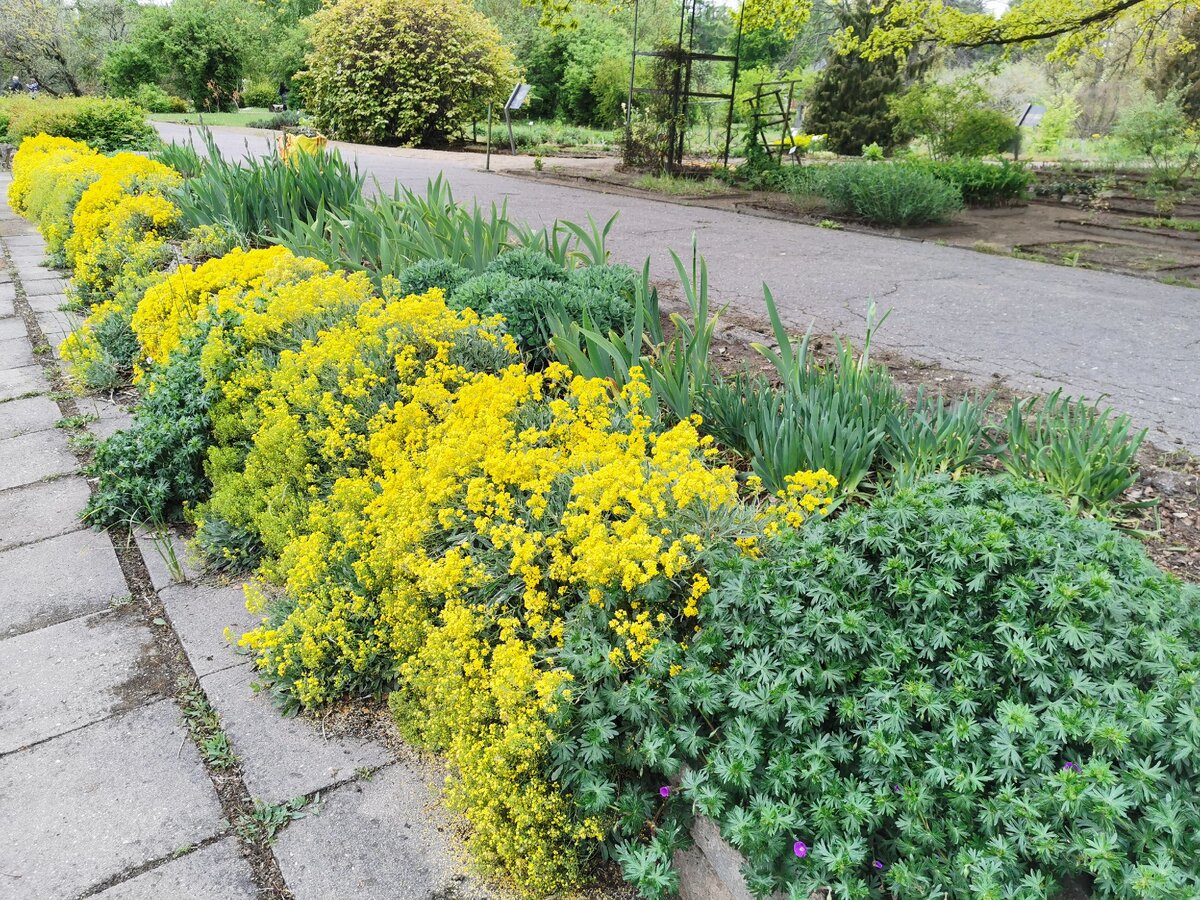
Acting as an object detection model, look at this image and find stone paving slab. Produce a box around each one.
[92,838,258,900]
[135,526,206,591]
[0,364,47,401]
[0,528,128,637]
[0,394,58,440]
[26,291,68,314]
[274,763,490,900]
[0,281,15,302]
[0,297,12,318]
[0,335,34,369]
[0,317,25,341]
[201,663,392,803]
[0,476,89,552]
[159,583,259,677]
[0,428,76,491]
[0,700,226,900]
[0,609,169,753]
[22,277,67,298]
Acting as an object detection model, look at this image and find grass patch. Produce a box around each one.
[1129,217,1200,232]
[630,174,730,196]
[149,110,275,128]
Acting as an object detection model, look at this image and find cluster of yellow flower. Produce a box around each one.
[8,136,184,389]
[14,134,840,897]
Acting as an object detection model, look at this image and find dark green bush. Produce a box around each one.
[1,97,156,151]
[485,265,636,366]
[397,258,471,297]
[815,162,962,226]
[84,332,216,527]
[556,475,1200,899]
[940,107,1020,158]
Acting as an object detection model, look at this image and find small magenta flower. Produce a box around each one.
[793,840,808,858]
[1062,761,1080,773]
[659,785,671,799]
[873,860,885,871]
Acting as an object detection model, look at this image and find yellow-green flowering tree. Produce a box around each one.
[299,0,517,146]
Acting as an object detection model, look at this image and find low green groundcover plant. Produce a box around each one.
[556,475,1200,899]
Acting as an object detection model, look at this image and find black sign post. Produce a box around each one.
[1014,103,1047,161]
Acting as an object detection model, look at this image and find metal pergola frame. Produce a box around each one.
[623,0,745,170]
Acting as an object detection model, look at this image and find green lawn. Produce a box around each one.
[150,109,275,127]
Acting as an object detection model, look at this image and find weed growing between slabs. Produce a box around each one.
[12,133,1200,899]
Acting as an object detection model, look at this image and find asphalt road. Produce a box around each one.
[155,122,1200,451]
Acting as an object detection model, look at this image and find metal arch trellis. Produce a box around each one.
[623,0,745,171]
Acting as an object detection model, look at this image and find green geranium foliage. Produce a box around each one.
[554,475,1200,899]
[84,330,216,528]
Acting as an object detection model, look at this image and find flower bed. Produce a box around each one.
[12,135,1200,899]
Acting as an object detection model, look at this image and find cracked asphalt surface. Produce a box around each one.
[157,123,1200,451]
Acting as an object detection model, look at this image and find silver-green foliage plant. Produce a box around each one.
[555,475,1200,899]
[816,162,963,226]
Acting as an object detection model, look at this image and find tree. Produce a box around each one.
[0,0,87,95]
[1151,10,1200,120]
[102,0,268,110]
[891,76,1019,158]
[300,0,517,146]
[804,1,904,154]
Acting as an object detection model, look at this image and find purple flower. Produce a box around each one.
[873,860,885,871]
[892,784,902,795]
[659,785,671,799]
[1062,761,1080,773]
[793,840,808,858]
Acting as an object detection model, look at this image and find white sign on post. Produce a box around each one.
[504,83,532,155]
[1017,103,1047,128]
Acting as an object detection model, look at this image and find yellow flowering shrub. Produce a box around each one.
[6,134,98,219]
[200,286,516,566]
[64,155,182,273]
[60,191,185,389]
[241,366,748,893]
[131,246,323,373]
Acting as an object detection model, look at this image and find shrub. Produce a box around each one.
[396,258,471,296]
[560,474,1200,899]
[486,247,569,283]
[814,162,962,226]
[0,97,156,152]
[449,270,517,313]
[490,265,636,366]
[892,78,1018,160]
[131,84,189,114]
[913,158,1033,206]
[300,0,517,146]
[1112,91,1200,185]
[239,81,277,108]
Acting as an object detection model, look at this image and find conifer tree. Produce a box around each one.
[803,0,904,155]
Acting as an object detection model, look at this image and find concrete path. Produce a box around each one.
[0,178,493,899]
[157,122,1200,452]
